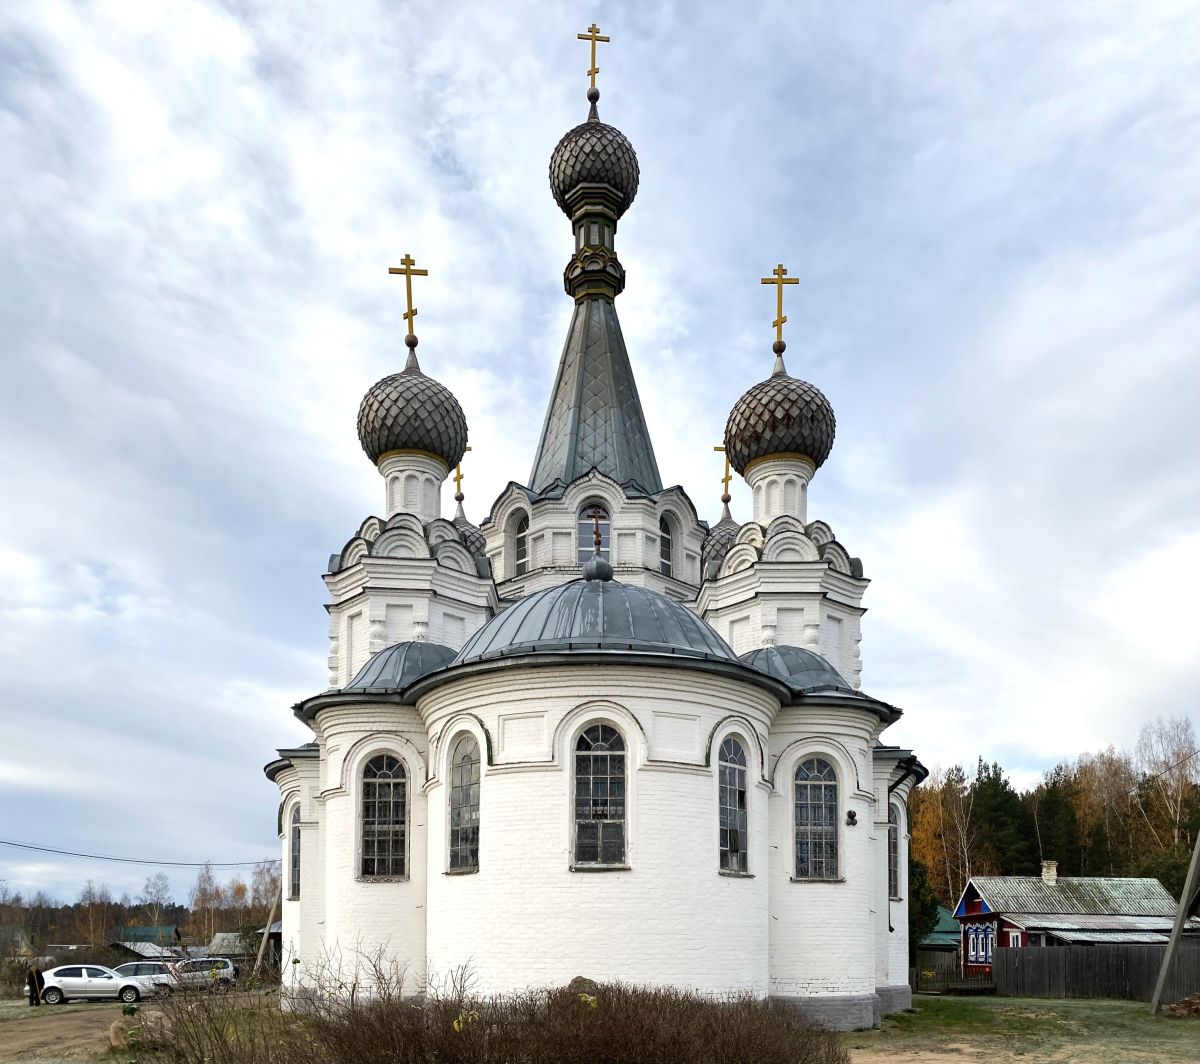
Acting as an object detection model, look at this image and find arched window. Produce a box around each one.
[888,804,901,899]
[361,754,407,878]
[514,515,530,577]
[658,516,673,577]
[574,724,625,866]
[718,737,748,873]
[448,735,481,871]
[577,504,610,565]
[289,806,301,899]
[794,756,838,879]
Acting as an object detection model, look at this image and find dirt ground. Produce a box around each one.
[0,998,133,1063]
[844,996,1200,1064]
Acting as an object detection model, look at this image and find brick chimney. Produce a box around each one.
[1042,860,1058,886]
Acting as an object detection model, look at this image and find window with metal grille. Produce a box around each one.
[888,803,901,899]
[289,806,301,899]
[718,737,748,872]
[794,756,838,879]
[448,735,481,871]
[574,724,625,866]
[658,516,672,577]
[514,515,530,576]
[361,753,406,878]
[577,505,610,565]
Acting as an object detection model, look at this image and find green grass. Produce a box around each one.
[844,995,1200,1062]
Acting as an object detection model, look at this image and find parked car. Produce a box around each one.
[174,956,238,990]
[112,960,178,995]
[41,964,145,1004]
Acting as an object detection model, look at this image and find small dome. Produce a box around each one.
[701,505,740,574]
[724,361,836,475]
[740,644,853,694]
[344,641,457,693]
[455,578,736,666]
[357,351,468,468]
[453,501,486,556]
[549,116,639,219]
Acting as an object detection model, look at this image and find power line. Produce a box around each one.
[0,838,279,869]
[1127,747,1200,799]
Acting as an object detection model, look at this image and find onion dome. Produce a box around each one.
[724,351,836,474]
[701,501,740,574]
[549,91,640,219]
[357,341,468,468]
[454,578,736,666]
[344,640,457,693]
[739,644,853,694]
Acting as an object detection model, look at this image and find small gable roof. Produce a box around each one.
[956,876,1178,919]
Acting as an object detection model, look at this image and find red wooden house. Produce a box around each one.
[954,861,1199,975]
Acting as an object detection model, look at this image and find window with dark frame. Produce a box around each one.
[793,756,838,879]
[658,516,672,577]
[361,753,407,878]
[718,737,749,873]
[289,806,301,898]
[888,803,901,899]
[514,515,530,576]
[577,505,610,565]
[574,724,625,866]
[448,735,481,871]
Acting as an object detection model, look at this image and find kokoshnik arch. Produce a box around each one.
[263,25,926,1033]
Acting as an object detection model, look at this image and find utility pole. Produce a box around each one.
[1149,829,1200,1014]
[251,883,282,981]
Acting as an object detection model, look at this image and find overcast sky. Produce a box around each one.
[2,1,1198,905]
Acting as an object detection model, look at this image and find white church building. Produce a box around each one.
[265,56,926,1032]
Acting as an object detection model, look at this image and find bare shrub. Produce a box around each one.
[150,960,849,1064]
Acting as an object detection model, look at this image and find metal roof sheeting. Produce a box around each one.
[972,876,1180,917]
[1050,930,1171,944]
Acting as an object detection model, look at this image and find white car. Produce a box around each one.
[112,961,178,995]
[40,964,145,1004]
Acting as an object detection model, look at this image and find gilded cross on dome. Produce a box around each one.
[761,263,800,347]
[577,23,610,91]
[388,253,428,339]
[453,446,473,497]
[713,445,732,499]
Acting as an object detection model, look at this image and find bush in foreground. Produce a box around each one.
[155,978,849,1064]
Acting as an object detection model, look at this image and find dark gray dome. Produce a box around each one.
[357,351,468,467]
[549,118,639,219]
[724,362,835,474]
[455,578,736,665]
[701,505,740,574]
[453,503,486,556]
[740,645,853,693]
[344,641,457,692]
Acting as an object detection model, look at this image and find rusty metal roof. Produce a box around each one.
[972,876,1179,917]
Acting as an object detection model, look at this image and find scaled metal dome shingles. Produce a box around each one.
[740,645,854,694]
[344,641,457,693]
[357,355,469,468]
[701,513,740,573]
[549,120,640,219]
[724,371,836,475]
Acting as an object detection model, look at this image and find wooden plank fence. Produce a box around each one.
[992,943,1200,1003]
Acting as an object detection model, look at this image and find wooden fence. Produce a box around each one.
[991,943,1200,1003]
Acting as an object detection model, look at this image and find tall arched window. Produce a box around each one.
[577,505,610,565]
[361,754,407,878]
[718,737,748,873]
[514,515,530,576]
[448,735,481,871]
[794,756,838,879]
[574,724,625,866]
[289,806,301,899]
[658,516,673,577]
[888,804,901,899]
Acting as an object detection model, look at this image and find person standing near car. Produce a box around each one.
[25,964,40,1007]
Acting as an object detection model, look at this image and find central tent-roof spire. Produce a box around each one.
[528,25,662,495]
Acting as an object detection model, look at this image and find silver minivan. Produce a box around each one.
[175,956,237,990]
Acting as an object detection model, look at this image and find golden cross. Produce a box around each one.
[713,445,732,494]
[577,23,610,90]
[388,253,428,336]
[453,446,472,495]
[760,263,800,344]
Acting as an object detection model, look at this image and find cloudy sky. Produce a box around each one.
[1,1,1197,904]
